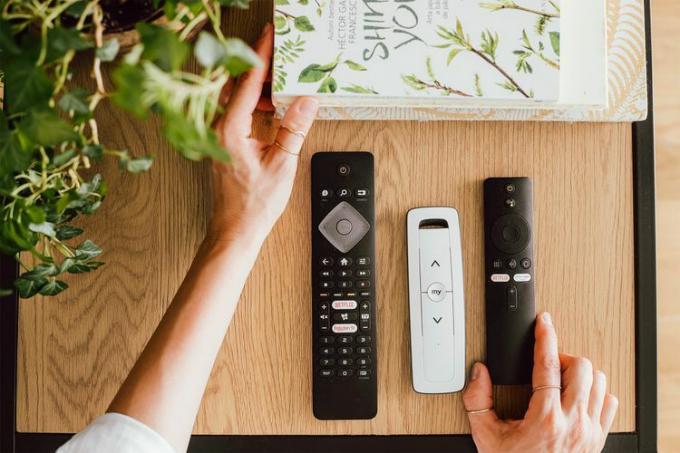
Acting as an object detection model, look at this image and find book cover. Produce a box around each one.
[273,0,562,106]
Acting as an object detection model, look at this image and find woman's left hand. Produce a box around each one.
[209,23,319,245]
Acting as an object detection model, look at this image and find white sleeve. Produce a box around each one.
[57,412,175,453]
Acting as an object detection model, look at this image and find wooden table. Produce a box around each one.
[5,0,658,450]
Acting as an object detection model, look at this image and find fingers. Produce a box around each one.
[268,97,318,160]
[588,370,607,420]
[529,313,562,413]
[600,393,619,433]
[559,353,593,412]
[225,23,274,132]
[463,363,501,432]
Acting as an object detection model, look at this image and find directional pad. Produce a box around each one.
[319,201,370,253]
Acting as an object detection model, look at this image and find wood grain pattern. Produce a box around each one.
[16,2,635,435]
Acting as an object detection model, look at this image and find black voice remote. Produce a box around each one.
[483,177,536,385]
[311,152,377,420]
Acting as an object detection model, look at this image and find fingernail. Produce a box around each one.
[542,312,552,325]
[470,363,481,381]
[262,22,273,35]
[298,97,319,115]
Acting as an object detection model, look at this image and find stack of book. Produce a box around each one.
[272,0,647,122]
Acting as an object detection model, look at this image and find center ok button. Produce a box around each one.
[426,282,447,302]
[336,219,353,235]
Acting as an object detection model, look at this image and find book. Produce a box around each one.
[272,0,648,122]
[273,0,564,107]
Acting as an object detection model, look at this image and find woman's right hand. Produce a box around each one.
[463,313,619,453]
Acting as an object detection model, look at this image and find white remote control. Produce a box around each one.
[406,207,466,393]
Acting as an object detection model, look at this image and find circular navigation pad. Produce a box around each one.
[336,219,353,235]
[490,214,531,254]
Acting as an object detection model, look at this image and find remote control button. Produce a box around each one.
[507,258,518,270]
[320,281,334,289]
[490,273,511,283]
[357,369,371,379]
[336,219,353,235]
[356,280,370,289]
[319,313,330,321]
[338,368,353,377]
[338,280,353,289]
[320,347,334,355]
[319,292,330,298]
[320,322,330,332]
[355,189,369,197]
[360,301,370,312]
[505,184,515,193]
[338,256,353,267]
[356,269,370,278]
[332,292,343,298]
[319,369,334,377]
[332,323,358,334]
[320,188,333,199]
[505,198,517,208]
[356,336,371,344]
[490,214,530,254]
[492,258,503,270]
[320,257,334,267]
[426,282,447,302]
[320,358,335,366]
[320,336,335,344]
[338,358,353,366]
[338,269,352,278]
[332,300,357,310]
[334,312,358,322]
[360,319,371,331]
[419,228,453,291]
[356,257,370,266]
[320,270,333,278]
[507,285,518,311]
[356,357,371,367]
[338,347,353,355]
[337,188,351,198]
[319,302,330,312]
[520,258,532,269]
[345,291,357,297]
[359,290,371,297]
[513,273,532,282]
[357,347,371,354]
[337,163,351,176]
[337,336,353,344]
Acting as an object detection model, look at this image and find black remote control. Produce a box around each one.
[483,177,536,385]
[311,152,377,420]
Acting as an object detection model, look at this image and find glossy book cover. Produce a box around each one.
[272,0,561,106]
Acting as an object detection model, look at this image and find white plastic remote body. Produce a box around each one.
[406,207,466,393]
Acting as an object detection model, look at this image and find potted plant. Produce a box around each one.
[0,0,260,298]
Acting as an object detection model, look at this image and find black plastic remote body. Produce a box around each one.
[311,152,377,420]
[483,177,536,385]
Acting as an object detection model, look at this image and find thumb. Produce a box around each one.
[463,362,501,431]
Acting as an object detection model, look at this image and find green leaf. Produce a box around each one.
[298,64,330,83]
[4,59,53,113]
[294,16,315,32]
[96,38,120,62]
[83,144,104,161]
[15,277,48,298]
[51,149,78,167]
[275,0,290,4]
[18,108,78,146]
[112,64,148,118]
[120,155,154,173]
[39,280,68,296]
[344,60,366,71]
[28,222,57,238]
[217,0,251,7]
[549,31,560,56]
[56,225,84,240]
[137,23,189,71]
[46,26,92,62]
[446,48,463,65]
[0,116,33,176]
[318,77,337,93]
[0,18,20,55]
[341,84,378,95]
[22,263,59,279]
[58,88,90,114]
[160,108,230,161]
[75,240,102,260]
[274,14,288,32]
[402,74,427,91]
[194,33,261,75]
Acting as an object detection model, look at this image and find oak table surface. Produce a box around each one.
[16,2,635,436]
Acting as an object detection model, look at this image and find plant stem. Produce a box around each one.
[275,9,297,19]
[496,3,559,19]
[419,78,472,97]
[469,48,530,98]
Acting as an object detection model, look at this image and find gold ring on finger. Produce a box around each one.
[532,385,562,393]
[281,125,306,139]
[272,140,299,156]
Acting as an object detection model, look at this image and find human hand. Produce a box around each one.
[463,313,619,453]
[209,23,318,244]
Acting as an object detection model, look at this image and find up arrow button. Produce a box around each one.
[431,260,440,267]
